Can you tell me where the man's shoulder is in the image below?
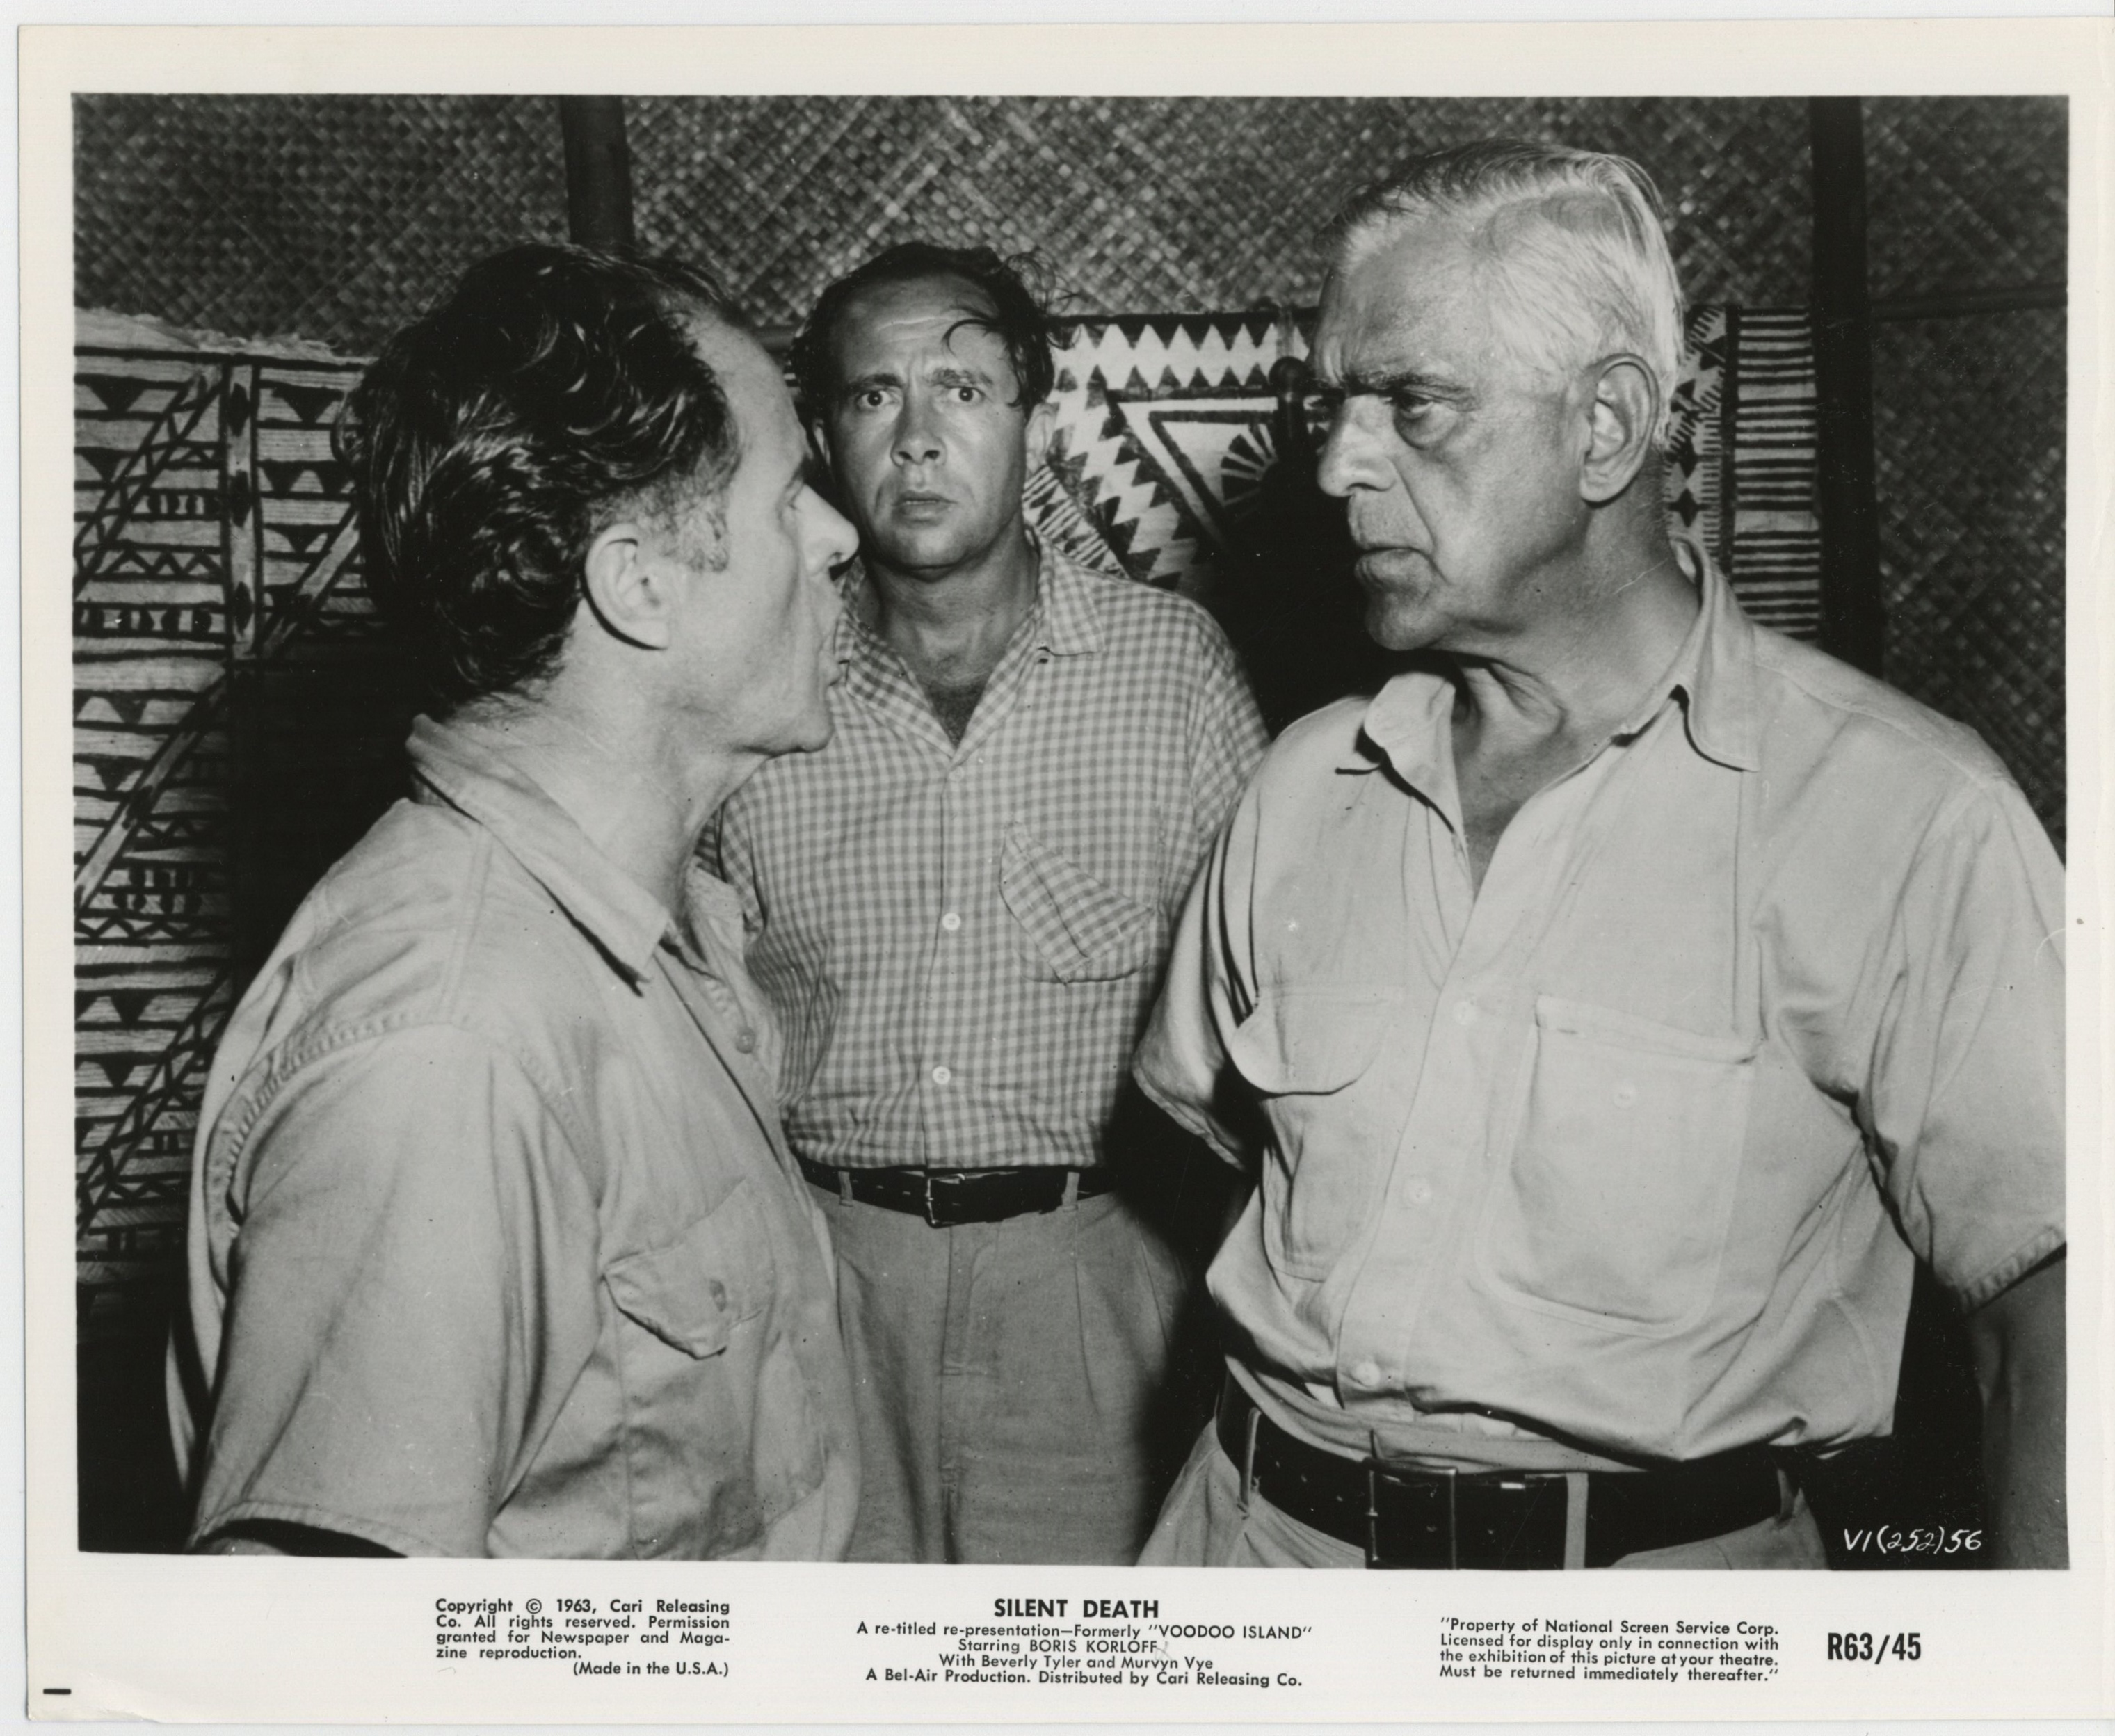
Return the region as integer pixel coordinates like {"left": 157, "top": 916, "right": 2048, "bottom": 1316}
{"left": 1747, "top": 622, "right": 2018, "bottom": 798}
{"left": 1247, "top": 693, "right": 1374, "bottom": 793}
{"left": 278, "top": 797, "right": 484, "bottom": 1005}
{"left": 220, "top": 798, "right": 614, "bottom": 1095}
{"left": 1068, "top": 562, "right": 1240, "bottom": 668}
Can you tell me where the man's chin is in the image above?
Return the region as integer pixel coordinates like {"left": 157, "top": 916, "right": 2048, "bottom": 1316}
{"left": 788, "top": 709, "right": 837, "bottom": 756}
{"left": 867, "top": 525, "right": 976, "bottom": 575}
{"left": 1362, "top": 593, "right": 1438, "bottom": 654}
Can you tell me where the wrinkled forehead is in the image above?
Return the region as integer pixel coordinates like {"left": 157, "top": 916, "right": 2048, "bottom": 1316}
{"left": 834, "top": 273, "right": 1010, "bottom": 369}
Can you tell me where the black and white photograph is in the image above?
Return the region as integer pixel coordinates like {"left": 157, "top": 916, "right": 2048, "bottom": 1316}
{"left": 24, "top": 17, "right": 2109, "bottom": 1724}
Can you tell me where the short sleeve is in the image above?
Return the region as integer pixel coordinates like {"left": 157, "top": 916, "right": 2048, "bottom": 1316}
{"left": 1865, "top": 780, "right": 2065, "bottom": 1308}
{"left": 191, "top": 1025, "right": 601, "bottom": 1556}
{"left": 1136, "top": 782, "right": 1265, "bottom": 1168}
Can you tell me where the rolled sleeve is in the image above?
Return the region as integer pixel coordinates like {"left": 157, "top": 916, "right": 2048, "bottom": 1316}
{"left": 192, "top": 1025, "right": 599, "bottom": 1556}
{"left": 1865, "top": 780, "right": 2066, "bottom": 1309}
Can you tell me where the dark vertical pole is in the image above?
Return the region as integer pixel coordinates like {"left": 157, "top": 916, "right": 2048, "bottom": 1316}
{"left": 1808, "top": 97, "right": 1885, "bottom": 677}
{"left": 558, "top": 97, "right": 635, "bottom": 252}
{"left": 1269, "top": 354, "right": 1313, "bottom": 470}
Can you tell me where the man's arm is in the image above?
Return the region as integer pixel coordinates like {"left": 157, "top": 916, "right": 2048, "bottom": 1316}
{"left": 1853, "top": 781, "right": 2066, "bottom": 1566}
{"left": 201, "top": 1520, "right": 399, "bottom": 1557}
{"left": 1965, "top": 1251, "right": 2066, "bottom": 1567}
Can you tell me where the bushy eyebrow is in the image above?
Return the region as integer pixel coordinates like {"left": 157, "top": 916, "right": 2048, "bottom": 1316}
{"left": 837, "top": 360, "right": 999, "bottom": 401}
{"left": 1317, "top": 363, "right": 1468, "bottom": 403}
{"left": 839, "top": 368, "right": 903, "bottom": 399}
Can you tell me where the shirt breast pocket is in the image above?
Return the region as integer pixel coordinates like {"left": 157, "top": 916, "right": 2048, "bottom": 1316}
{"left": 1223, "top": 989, "right": 1400, "bottom": 1279}
{"left": 998, "top": 822, "right": 1157, "bottom": 983}
{"left": 1477, "top": 996, "right": 1756, "bottom": 1339}
{"left": 603, "top": 1180, "right": 820, "bottom": 1557}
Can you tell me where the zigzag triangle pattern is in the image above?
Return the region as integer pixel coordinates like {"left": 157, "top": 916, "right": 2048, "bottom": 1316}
{"left": 1040, "top": 312, "right": 1292, "bottom": 591}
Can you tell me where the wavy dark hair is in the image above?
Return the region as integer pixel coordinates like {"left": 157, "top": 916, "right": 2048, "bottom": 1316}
{"left": 337, "top": 242, "right": 739, "bottom": 711}
{"left": 788, "top": 241, "right": 1057, "bottom": 421}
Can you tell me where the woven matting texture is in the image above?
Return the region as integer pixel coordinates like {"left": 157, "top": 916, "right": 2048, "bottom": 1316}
{"left": 1874, "top": 310, "right": 2066, "bottom": 844}
{"left": 79, "top": 96, "right": 1813, "bottom": 349}
{"left": 1860, "top": 98, "right": 2066, "bottom": 848}
{"left": 76, "top": 95, "right": 570, "bottom": 355}
{"left": 1865, "top": 98, "right": 2066, "bottom": 301}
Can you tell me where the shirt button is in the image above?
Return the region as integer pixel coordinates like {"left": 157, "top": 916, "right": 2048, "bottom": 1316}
{"left": 931, "top": 1065, "right": 953, "bottom": 1086}
{"left": 940, "top": 911, "right": 962, "bottom": 932}
{"left": 1351, "top": 1358, "right": 1383, "bottom": 1388}
{"left": 734, "top": 1027, "right": 757, "bottom": 1054}
{"left": 1451, "top": 1002, "right": 1478, "bottom": 1027}
{"left": 1406, "top": 1179, "right": 1433, "bottom": 1205}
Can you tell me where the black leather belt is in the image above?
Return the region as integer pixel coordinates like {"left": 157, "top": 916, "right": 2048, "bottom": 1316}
{"left": 1217, "top": 1383, "right": 1787, "bottom": 1568}
{"left": 797, "top": 1155, "right": 1112, "bottom": 1228}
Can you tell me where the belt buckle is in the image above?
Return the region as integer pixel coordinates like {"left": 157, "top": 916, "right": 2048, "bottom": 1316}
{"left": 1367, "top": 1459, "right": 1456, "bottom": 1570}
{"left": 922, "top": 1169, "right": 970, "bottom": 1228}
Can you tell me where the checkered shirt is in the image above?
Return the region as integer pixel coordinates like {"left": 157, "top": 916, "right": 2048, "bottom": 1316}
{"left": 710, "top": 541, "right": 1267, "bottom": 1171}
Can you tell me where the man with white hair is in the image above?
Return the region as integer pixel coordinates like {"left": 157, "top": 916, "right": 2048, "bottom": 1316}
{"left": 1137, "top": 140, "right": 2065, "bottom": 1568}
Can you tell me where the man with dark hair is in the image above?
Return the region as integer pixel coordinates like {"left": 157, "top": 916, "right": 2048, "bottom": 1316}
{"left": 711, "top": 241, "right": 1268, "bottom": 1563}
{"left": 170, "top": 242, "right": 864, "bottom": 1559}
{"left": 1138, "top": 141, "right": 2065, "bottom": 1568}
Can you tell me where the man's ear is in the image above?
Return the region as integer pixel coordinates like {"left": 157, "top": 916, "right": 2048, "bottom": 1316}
{"left": 580, "top": 519, "right": 675, "bottom": 652}
{"left": 1579, "top": 355, "right": 1661, "bottom": 506}
{"left": 1023, "top": 399, "right": 1056, "bottom": 473}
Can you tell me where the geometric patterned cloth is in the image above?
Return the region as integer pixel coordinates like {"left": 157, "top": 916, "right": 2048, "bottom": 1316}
{"left": 71, "top": 303, "right": 1819, "bottom": 1334}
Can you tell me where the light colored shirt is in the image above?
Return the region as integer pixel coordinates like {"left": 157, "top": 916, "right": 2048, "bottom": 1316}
{"left": 1137, "top": 545, "right": 2063, "bottom": 1472}
{"left": 174, "top": 716, "right": 859, "bottom": 1558}
{"left": 713, "top": 541, "right": 1268, "bottom": 1168}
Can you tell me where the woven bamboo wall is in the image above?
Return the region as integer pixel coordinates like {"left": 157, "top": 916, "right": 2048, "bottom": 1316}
{"left": 77, "top": 95, "right": 1815, "bottom": 345}
{"left": 1865, "top": 98, "right": 2067, "bottom": 842}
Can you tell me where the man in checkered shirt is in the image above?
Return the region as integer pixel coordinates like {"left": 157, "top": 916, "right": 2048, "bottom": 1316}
{"left": 710, "top": 243, "right": 1268, "bottom": 1564}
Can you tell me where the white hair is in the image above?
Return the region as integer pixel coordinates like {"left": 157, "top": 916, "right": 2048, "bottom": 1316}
{"left": 1327, "top": 140, "right": 1686, "bottom": 433}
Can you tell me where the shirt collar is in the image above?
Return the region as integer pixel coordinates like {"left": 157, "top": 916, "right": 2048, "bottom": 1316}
{"left": 1027, "top": 534, "right": 1104, "bottom": 657}
{"left": 839, "top": 531, "right": 1104, "bottom": 671}
{"left": 407, "top": 713, "right": 674, "bottom": 985}
{"left": 1651, "top": 535, "right": 1761, "bottom": 772}
{"left": 1337, "top": 533, "right": 1762, "bottom": 782}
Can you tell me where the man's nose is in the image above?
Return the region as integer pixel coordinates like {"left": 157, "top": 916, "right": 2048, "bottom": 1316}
{"left": 892, "top": 398, "right": 942, "bottom": 466}
{"left": 812, "top": 491, "right": 860, "bottom": 568}
{"left": 1314, "top": 400, "right": 1387, "bottom": 500}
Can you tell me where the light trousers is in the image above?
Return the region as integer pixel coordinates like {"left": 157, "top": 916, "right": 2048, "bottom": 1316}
{"left": 812, "top": 1181, "right": 1208, "bottom": 1564}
